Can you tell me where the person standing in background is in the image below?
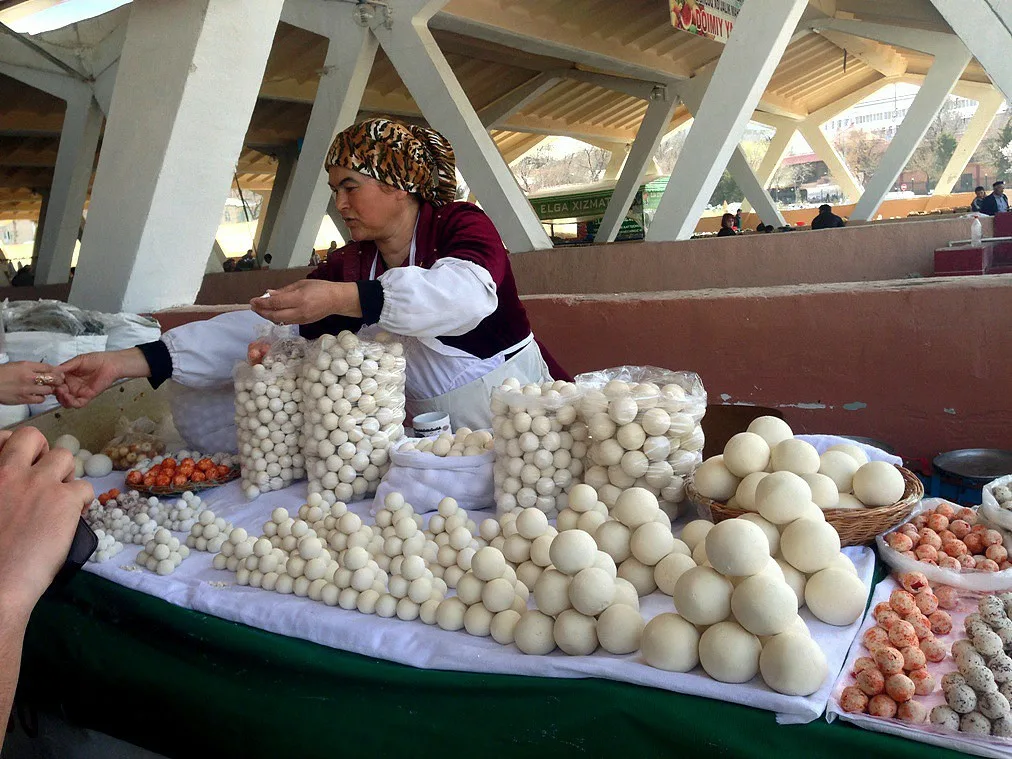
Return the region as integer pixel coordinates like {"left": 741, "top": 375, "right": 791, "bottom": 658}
{"left": 979, "top": 180, "right": 1009, "bottom": 216}
{"left": 309, "top": 249, "right": 322, "bottom": 266}
{"left": 810, "top": 204, "right": 845, "bottom": 230}
{"left": 971, "top": 186, "right": 988, "bottom": 214}
{"left": 716, "top": 213, "right": 736, "bottom": 237}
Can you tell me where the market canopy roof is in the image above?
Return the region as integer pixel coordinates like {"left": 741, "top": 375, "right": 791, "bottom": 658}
{"left": 0, "top": 0, "right": 1002, "bottom": 218}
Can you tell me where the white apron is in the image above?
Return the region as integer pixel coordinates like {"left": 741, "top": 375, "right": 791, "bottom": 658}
{"left": 363, "top": 242, "right": 551, "bottom": 431}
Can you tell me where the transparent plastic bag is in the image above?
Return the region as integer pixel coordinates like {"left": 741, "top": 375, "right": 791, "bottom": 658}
{"left": 300, "top": 330, "right": 406, "bottom": 505}
{"left": 102, "top": 416, "right": 167, "bottom": 469}
{"left": 233, "top": 336, "right": 307, "bottom": 499}
{"left": 876, "top": 498, "right": 1012, "bottom": 592}
{"left": 575, "top": 366, "right": 706, "bottom": 518}
{"left": 981, "top": 475, "right": 1012, "bottom": 531}
{"left": 490, "top": 378, "right": 586, "bottom": 517}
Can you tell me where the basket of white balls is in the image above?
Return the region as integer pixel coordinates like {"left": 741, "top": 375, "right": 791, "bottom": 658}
{"left": 687, "top": 417, "right": 922, "bottom": 546}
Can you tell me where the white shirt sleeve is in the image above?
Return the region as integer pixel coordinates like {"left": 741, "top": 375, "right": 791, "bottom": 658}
{"left": 377, "top": 258, "right": 498, "bottom": 338}
{"left": 162, "top": 309, "right": 282, "bottom": 388}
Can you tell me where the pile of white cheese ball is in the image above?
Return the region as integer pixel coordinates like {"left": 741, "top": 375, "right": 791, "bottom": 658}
{"left": 693, "top": 416, "right": 906, "bottom": 511}
{"left": 401, "top": 428, "right": 494, "bottom": 457}
{"left": 491, "top": 379, "right": 585, "bottom": 517}
{"left": 136, "top": 527, "right": 190, "bottom": 576}
{"left": 301, "top": 331, "right": 406, "bottom": 506}
{"left": 234, "top": 349, "right": 307, "bottom": 499}
{"left": 577, "top": 371, "right": 705, "bottom": 518}
{"left": 53, "top": 434, "right": 114, "bottom": 479}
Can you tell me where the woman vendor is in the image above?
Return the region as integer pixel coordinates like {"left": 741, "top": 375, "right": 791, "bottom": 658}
{"left": 56, "top": 119, "right": 567, "bottom": 431}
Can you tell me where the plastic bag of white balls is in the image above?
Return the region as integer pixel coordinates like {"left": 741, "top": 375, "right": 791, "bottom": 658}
{"left": 233, "top": 343, "right": 308, "bottom": 500}
{"left": 575, "top": 366, "right": 706, "bottom": 518}
{"left": 490, "top": 378, "right": 586, "bottom": 518}
{"left": 300, "top": 331, "right": 406, "bottom": 506}
{"left": 371, "top": 433, "right": 495, "bottom": 515}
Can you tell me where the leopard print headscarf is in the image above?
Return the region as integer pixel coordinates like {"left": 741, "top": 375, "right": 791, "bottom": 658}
{"left": 325, "top": 118, "right": 457, "bottom": 207}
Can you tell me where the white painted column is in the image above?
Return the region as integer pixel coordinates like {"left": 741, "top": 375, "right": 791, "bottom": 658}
{"left": 69, "top": 0, "right": 284, "bottom": 313}
{"left": 325, "top": 201, "right": 351, "bottom": 247}
{"left": 930, "top": 0, "right": 1012, "bottom": 100}
{"left": 647, "top": 0, "right": 809, "bottom": 241}
{"left": 479, "top": 72, "right": 560, "bottom": 129}
{"left": 726, "top": 147, "right": 787, "bottom": 227}
{"left": 206, "top": 239, "right": 226, "bottom": 274}
{"left": 797, "top": 121, "right": 864, "bottom": 202}
{"left": 740, "top": 125, "right": 795, "bottom": 214}
{"left": 594, "top": 91, "right": 676, "bottom": 243}
{"left": 934, "top": 89, "right": 1004, "bottom": 195}
{"left": 267, "top": 19, "right": 376, "bottom": 269}
{"left": 372, "top": 0, "right": 552, "bottom": 252}
{"left": 255, "top": 145, "right": 298, "bottom": 255}
{"left": 850, "top": 43, "right": 972, "bottom": 221}
{"left": 603, "top": 147, "right": 627, "bottom": 181}
{"left": 34, "top": 92, "right": 103, "bottom": 285}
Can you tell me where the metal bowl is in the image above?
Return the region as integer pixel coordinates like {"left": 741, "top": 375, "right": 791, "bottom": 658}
{"left": 933, "top": 449, "right": 1012, "bottom": 483}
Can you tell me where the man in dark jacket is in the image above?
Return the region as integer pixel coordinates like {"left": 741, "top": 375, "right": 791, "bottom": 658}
{"left": 971, "top": 186, "right": 988, "bottom": 213}
{"left": 810, "top": 204, "right": 845, "bottom": 230}
{"left": 979, "top": 181, "right": 1009, "bottom": 216}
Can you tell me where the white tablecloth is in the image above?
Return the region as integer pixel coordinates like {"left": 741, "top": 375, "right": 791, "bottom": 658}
{"left": 83, "top": 473, "right": 873, "bottom": 724}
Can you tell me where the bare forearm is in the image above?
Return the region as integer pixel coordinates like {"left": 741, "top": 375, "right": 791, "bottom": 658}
{"left": 332, "top": 282, "right": 362, "bottom": 318}
{"left": 0, "top": 608, "right": 29, "bottom": 750}
{"left": 113, "top": 348, "right": 152, "bottom": 378}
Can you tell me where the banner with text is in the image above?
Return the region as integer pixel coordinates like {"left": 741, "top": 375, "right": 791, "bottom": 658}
{"left": 669, "top": 0, "right": 742, "bottom": 44}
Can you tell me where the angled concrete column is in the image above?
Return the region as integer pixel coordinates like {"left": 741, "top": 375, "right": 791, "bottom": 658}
{"left": 603, "top": 147, "right": 627, "bottom": 181}
{"left": 850, "top": 43, "right": 972, "bottom": 221}
{"left": 740, "top": 125, "right": 795, "bottom": 214}
{"left": 255, "top": 145, "right": 298, "bottom": 256}
{"left": 69, "top": 0, "right": 284, "bottom": 313}
{"left": 30, "top": 189, "right": 49, "bottom": 269}
{"left": 595, "top": 91, "right": 676, "bottom": 243}
{"left": 206, "top": 239, "right": 226, "bottom": 274}
{"left": 35, "top": 92, "right": 103, "bottom": 285}
{"left": 934, "top": 89, "right": 1004, "bottom": 195}
{"left": 647, "top": 0, "right": 808, "bottom": 241}
{"left": 797, "top": 121, "right": 864, "bottom": 202}
{"left": 479, "top": 72, "right": 560, "bottom": 129}
{"left": 325, "top": 201, "right": 350, "bottom": 248}
{"left": 929, "top": 0, "right": 1012, "bottom": 100}
{"left": 372, "top": 0, "right": 552, "bottom": 252}
{"left": 266, "top": 20, "right": 377, "bottom": 269}
{"left": 679, "top": 79, "right": 787, "bottom": 229}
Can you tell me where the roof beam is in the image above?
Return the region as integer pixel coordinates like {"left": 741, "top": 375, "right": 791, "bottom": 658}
{"left": 479, "top": 72, "right": 561, "bottom": 128}
{"left": 812, "top": 18, "right": 954, "bottom": 56}
{"left": 495, "top": 115, "right": 634, "bottom": 143}
{"left": 433, "top": 4, "right": 691, "bottom": 84}
{"left": 814, "top": 29, "right": 907, "bottom": 77}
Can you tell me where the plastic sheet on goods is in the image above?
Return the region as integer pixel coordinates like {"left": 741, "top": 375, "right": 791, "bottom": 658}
{"left": 877, "top": 498, "right": 1012, "bottom": 593}
{"left": 575, "top": 366, "right": 705, "bottom": 516}
{"left": 982, "top": 476, "right": 1012, "bottom": 532}
{"left": 490, "top": 379, "right": 585, "bottom": 517}
{"left": 372, "top": 435, "right": 494, "bottom": 516}
{"left": 828, "top": 577, "right": 1012, "bottom": 758}
{"left": 300, "top": 331, "right": 406, "bottom": 506}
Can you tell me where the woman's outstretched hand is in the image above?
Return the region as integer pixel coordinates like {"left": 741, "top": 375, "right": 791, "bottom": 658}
{"left": 250, "top": 280, "right": 361, "bottom": 325}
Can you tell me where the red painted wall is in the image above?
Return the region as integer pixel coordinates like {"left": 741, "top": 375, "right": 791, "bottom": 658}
{"left": 522, "top": 276, "right": 1012, "bottom": 462}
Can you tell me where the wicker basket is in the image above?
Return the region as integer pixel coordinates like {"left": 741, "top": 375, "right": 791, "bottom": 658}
{"left": 685, "top": 465, "right": 923, "bottom": 547}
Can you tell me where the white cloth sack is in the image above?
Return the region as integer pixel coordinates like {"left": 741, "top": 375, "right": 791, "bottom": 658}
{"left": 981, "top": 475, "right": 1012, "bottom": 530}
{"left": 372, "top": 438, "right": 494, "bottom": 515}
{"left": 103, "top": 313, "right": 161, "bottom": 352}
{"left": 169, "top": 383, "right": 238, "bottom": 454}
{"left": 4, "top": 331, "right": 108, "bottom": 415}
{"left": 795, "top": 434, "right": 903, "bottom": 466}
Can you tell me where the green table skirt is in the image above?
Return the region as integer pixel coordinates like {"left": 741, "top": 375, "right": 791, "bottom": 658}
{"left": 19, "top": 571, "right": 965, "bottom": 759}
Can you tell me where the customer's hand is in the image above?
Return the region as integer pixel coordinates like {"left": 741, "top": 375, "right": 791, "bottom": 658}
{"left": 0, "top": 427, "right": 93, "bottom": 622}
{"left": 0, "top": 361, "right": 63, "bottom": 405}
{"left": 56, "top": 348, "right": 149, "bottom": 409}
{"left": 250, "top": 280, "right": 361, "bottom": 325}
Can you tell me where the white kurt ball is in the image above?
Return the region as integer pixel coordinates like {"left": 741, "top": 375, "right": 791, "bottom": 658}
{"left": 851, "top": 461, "right": 905, "bottom": 507}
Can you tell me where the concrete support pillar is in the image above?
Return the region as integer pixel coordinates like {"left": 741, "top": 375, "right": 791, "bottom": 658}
{"left": 726, "top": 147, "right": 787, "bottom": 227}
{"left": 934, "top": 89, "right": 1004, "bottom": 195}
{"left": 254, "top": 145, "right": 298, "bottom": 255}
{"left": 603, "top": 147, "right": 627, "bottom": 181}
{"left": 798, "top": 121, "right": 864, "bottom": 202}
{"left": 929, "top": 0, "right": 1012, "bottom": 101}
{"left": 595, "top": 92, "right": 676, "bottom": 243}
{"left": 34, "top": 93, "right": 103, "bottom": 285}
{"left": 740, "top": 126, "right": 795, "bottom": 214}
{"left": 647, "top": 0, "right": 808, "bottom": 241}
{"left": 479, "top": 72, "right": 560, "bottom": 129}
{"left": 30, "top": 189, "right": 49, "bottom": 270}
{"left": 372, "top": 0, "right": 552, "bottom": 252}
{"left": 850, "top": 43, "right": 972, "bottom": 222}
{"left": 267, "top": 22, "right": 377, "bottom": 269}
{"left": 206, "top": 239, "right": 226, "bottom": 274}
{"left": 326, "top": 201, "right": 350, "bottom": 248}
{"left": 69, "top": 0, "right": 284, "bottom": 313}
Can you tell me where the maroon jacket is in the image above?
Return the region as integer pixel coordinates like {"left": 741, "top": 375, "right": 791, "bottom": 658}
{"left": 300, "top": 202, "right": 570, "bottom": 381}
